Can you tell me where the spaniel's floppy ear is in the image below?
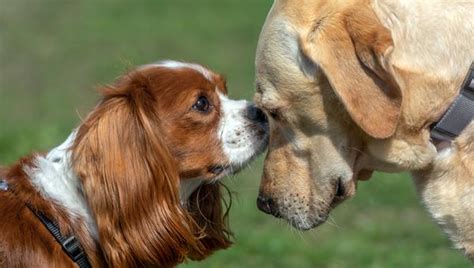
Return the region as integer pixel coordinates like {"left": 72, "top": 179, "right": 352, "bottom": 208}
{"left": 72, "top": 71, "right": 202, "bottom": 267}
{"left": 301, "top": 6, "right": 402, "bottom": 139}
{"left": 186, "top": 182, "right": 232, "bottom": 260}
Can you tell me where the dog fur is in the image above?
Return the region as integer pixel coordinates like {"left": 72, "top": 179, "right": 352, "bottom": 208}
{"left": 254, "top": 0, "right": 474, "bottom": 259}
{"left": 413, "top": 123, "right": 474, "bottom": 259}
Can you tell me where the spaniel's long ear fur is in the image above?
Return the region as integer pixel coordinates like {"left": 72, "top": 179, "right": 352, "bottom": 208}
{"left": 71, "top": 70, "right": 230, "bottom": 267}
{"left": 187, "top": 182, "right": 232, "bottom": 260}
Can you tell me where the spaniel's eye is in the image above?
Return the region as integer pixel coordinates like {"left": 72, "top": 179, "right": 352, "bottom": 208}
{"left": 192, "top": 96, "right": 211, "bottom": 113}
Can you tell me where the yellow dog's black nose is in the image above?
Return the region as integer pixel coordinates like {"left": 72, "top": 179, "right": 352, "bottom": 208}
{"left": 257, "top": 195, "right": 280, "bottom": 217}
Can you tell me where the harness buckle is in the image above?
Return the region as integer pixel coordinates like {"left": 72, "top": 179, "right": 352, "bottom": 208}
{"left": 62, "top": 236, "right": 85, "bottom": 262}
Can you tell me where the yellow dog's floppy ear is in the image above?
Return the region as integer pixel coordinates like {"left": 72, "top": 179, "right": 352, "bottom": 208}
{"left": 302, "top": 7, "right": 401, "bottom": 139}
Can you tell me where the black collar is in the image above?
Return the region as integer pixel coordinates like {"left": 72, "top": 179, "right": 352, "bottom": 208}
{"left": 0, "top": 179, "right": 92, "bottom": 268}
{"left": 431, "top": 62, "right": 474, "bottom": 141}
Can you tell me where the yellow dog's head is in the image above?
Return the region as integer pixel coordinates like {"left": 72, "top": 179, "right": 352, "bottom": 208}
{"left": 254, "top": 0, "right": 439, "bottom": 230}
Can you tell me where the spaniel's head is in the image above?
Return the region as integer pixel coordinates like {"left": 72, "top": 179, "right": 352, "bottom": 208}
{"left": 72, "top": 61, "right": 268, "bottom": 267}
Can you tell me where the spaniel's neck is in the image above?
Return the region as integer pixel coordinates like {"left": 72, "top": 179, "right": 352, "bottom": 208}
{"left": 24, "top": 131, "right": 99, "bottom": 240}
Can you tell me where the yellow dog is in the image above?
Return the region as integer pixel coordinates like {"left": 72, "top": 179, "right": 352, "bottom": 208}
{"left": 254, "top": 0, "right": 474, "bottom": 259}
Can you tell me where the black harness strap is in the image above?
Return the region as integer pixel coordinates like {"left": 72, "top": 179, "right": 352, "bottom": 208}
{"left": 0, "top": 179, "right": 92, "bottom": 268}
{"left": 431, "top": 63, "right": 474, "bottom": 141}
{"left": 26, "top": 204, "right": 92, "bottom": 268}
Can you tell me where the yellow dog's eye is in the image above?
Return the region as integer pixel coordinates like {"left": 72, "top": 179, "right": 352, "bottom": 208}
{"left": 268, "top": 108, "right": 280, "bottom": 121}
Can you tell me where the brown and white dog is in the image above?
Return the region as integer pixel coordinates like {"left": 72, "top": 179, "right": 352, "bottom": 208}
{"left": 0, "top": 61, "right": 268, "bottom": 267}
{"left": 254, "top": 0, "right": 473, "bottom": 259}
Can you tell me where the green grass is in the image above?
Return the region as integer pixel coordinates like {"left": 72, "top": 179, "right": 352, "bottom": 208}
{"left": 0, "top": 1, "right": 470, "bottom": 267}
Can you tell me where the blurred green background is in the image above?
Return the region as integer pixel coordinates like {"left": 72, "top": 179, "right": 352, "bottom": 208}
{"left": 0, "top": 1, "right": 470, "bottom": 267}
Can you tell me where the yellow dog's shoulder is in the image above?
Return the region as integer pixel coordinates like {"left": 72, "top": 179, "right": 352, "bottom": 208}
{"left": 415, "top": 122, "right": 474, "bottom": 260}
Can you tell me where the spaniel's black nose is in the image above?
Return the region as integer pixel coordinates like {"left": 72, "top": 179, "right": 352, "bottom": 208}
{"left": 247, "top": 105, "right": 268, "bottom": 123}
